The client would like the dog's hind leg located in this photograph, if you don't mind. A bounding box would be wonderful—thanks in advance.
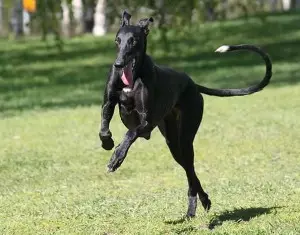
[178,89,211,215]
[159,88,211,217]
[159,112,197,217]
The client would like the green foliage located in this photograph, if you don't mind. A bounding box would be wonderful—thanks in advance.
[1,11,300,234]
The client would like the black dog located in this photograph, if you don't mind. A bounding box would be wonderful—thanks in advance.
[99,11,272,217]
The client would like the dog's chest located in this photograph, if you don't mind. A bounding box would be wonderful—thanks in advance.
[119,89,135,111]
[118,89,140,129]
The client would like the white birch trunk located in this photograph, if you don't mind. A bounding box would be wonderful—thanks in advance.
[72,0,84,35]
[61,0,70,37]
[282,0,291,10]
[23,10,30,35]
[93,0,106,36]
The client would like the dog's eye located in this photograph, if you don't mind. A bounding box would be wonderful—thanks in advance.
[128,37,137,46]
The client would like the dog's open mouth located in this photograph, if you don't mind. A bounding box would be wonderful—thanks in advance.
[121,62,133,88]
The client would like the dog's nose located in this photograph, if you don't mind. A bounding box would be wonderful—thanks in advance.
[114,60,124,68]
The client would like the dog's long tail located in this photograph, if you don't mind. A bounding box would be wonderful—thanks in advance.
[196,44,272,97]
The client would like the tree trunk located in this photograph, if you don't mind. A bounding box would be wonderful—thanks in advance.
[23,10,30,35]
[270,0,278,11]
[82,0,95,33]
[93,0,106,36]
[204,0,215,21]
[282,0,291,10]
[14,0,23,38]
[72,0,84,35]
[39,0,48,41]
[221,0,228,19]
[61,0,71,37]
[290,0,300,8]
[0,0,3,35]
[155,0,169,53]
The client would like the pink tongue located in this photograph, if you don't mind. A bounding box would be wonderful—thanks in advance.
[121,63,133,87]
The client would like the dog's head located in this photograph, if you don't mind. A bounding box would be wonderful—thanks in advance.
[114,11,153,88]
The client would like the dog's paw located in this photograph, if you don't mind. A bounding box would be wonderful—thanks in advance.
[99,131,114,150]
[107,147,125,172]
[107,156,124,172]
[101,137,114,150]
[186,213,196,219]
[186,196,197,218]
[201,198,211,212]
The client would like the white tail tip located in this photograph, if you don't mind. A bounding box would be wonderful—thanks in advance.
[215,45,230,53]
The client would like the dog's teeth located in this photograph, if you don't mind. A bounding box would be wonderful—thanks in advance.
[123,87,132,93]
[215,45,230,53]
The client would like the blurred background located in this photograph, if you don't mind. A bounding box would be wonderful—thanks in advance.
[1,0,300,113]
[1,0,300,43]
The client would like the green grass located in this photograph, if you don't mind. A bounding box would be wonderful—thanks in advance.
[1,12,300,234]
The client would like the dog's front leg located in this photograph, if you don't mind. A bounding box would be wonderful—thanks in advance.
[99,100,117,150]
[107,118,152,172]
[107,79,152,172]
[99,74,119,151]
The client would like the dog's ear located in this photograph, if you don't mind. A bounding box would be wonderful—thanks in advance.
[120,10,131,27]
[138,17,154,35]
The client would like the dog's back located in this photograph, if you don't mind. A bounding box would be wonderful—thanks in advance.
[144,56,193,123]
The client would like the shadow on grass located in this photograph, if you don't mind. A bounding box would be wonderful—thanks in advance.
[208,206,281,230]
[0,38,115,66]
[164,206,281,231]
[171,225,198,234]
[164,216,187,225]
[0,39,114,115]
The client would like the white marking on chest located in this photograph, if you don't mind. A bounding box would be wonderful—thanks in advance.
[123,87,132,93]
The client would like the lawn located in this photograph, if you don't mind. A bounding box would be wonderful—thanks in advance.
[0,12,300,234]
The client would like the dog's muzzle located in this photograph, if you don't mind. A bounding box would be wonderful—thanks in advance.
[114,59,125,68]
